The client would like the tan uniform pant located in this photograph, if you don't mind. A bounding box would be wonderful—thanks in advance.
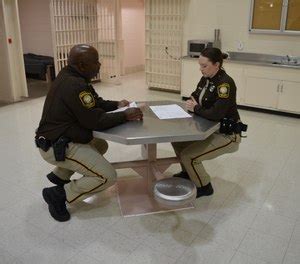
[39,138,116,203]
[171,133,240,187]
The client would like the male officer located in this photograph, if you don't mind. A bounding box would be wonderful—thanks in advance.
[35,44,143,222]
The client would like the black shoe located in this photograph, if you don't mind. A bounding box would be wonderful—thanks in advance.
[47,172,70,187]
[42,186,70,222]
[173,171,190,180]
[196,183,214,198]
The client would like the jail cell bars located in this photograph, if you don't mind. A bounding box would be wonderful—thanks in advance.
[50,0,120,83]
[96,0,120,82]
[145,0,183,92]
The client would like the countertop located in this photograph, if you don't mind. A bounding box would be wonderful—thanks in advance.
[182,55,300,70]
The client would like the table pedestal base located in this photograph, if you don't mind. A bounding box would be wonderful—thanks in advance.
[117,176,194,217]
[113,144,194,217]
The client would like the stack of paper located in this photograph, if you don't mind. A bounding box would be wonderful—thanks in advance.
[107,102,138,113]
[150,104,191,119]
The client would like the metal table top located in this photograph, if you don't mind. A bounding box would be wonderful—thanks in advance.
[93,101,219,145]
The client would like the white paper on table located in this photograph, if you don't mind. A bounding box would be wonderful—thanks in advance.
[107,102,138,113]
[150,104,192,119]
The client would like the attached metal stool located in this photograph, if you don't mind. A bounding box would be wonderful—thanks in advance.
[153,177,197,207]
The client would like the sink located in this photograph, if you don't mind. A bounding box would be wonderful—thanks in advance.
[272,61,300,66]
[227,52,300,67]
[227,51,282,63]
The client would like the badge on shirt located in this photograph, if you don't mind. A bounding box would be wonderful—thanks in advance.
[217,83,230,98]
[79,91,95,109]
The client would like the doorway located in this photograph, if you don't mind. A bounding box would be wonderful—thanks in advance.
[18,0,53,99]
[120,0,145,76]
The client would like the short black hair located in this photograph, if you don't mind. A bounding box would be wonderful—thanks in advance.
[67,44,98,66]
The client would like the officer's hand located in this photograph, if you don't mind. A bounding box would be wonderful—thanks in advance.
[186,96,198,112]
[124,107,143,121]
[118,99,130,108]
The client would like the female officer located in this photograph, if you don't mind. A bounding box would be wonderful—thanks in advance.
[172,47,241,198]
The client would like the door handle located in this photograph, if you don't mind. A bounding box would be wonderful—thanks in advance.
[281,84,283,93]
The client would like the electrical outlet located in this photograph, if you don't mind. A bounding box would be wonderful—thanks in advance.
[237,41,244,51]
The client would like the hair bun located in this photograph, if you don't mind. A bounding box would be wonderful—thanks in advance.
[222,53,229,59]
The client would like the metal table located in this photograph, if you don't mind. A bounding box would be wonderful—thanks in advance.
[93,101,219,217]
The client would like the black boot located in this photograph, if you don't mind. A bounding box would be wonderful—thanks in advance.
[173,171,190,180]
[42,186,70,222]
[47,172,70,187]
[196,183,214,198]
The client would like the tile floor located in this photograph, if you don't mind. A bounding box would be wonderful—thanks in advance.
[0,72,299,264]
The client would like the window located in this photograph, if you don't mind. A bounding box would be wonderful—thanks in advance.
[249,0,300,34]
[286,0,300,30]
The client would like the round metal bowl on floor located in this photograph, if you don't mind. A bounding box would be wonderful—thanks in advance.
[153,178,197,207]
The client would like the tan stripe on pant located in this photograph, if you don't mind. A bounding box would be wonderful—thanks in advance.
[172,133,240,187]
[39,138,116,203]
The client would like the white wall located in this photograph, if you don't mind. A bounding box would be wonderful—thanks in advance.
[1,0,28,102]
[0,1,12,101]
[183,0,300,56]
[121,0,145,73]
[18,0,53,56]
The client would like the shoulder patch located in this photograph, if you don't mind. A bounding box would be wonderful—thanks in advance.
[79,91,95,109]
[217,83,230,98]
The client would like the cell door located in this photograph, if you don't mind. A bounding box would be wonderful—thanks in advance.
[96,0,121,83]
[50,0,120,83]
[145,0,184,92]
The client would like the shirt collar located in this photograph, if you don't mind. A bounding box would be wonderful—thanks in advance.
[208,69,224,83]
[66,65,90,83]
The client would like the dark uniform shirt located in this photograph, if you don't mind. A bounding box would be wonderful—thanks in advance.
[36,65,127,144]
[191,69,240,122]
